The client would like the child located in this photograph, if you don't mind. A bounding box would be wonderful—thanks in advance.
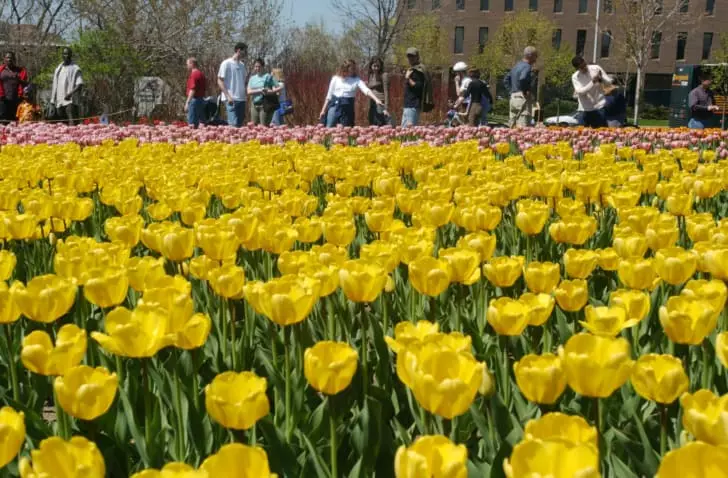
[453,68,493,126]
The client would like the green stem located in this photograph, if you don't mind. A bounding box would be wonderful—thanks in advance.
[173,350,185,460]
[4,324,19,402]
[500,336,511,407]
[660,404,668,456]
[283,327,292,443]
[270,322,279,426]
[220,297,228,363]
[143,359,152,451]
[229,300,238,372]
[449,416,458,442]
[326,295,336,340]
[115,355,125,386]
[594,397,603,456]
[381,295,389,336]
[329,397,338,478]
[54,387,69,439]
[191,349,200,410]
[248,425,257,446]
[702,339,712,390]
[484,399,497,458]
[360,304,369,398]
[542,325,552,353]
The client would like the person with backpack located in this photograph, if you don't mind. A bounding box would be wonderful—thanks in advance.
[248,58,281,126]
[453,68,493,127]
[401,47,433,127]
[504,46,538,128]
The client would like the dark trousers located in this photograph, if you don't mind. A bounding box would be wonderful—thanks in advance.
[368,100,388,126]
[57,104,79,125]
[582,109,607,128]
[0,98,20,124]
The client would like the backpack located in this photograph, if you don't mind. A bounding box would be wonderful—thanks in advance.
[415,65,435,113]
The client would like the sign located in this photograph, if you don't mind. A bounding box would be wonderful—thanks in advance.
[134,77,168,116]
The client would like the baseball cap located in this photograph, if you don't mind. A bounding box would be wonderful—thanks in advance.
[453,61,468,72]
[406,47,419,56]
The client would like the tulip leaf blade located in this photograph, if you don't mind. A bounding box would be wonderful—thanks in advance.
[258,417,301,477]
[118,385,151,467]
[297,427,332,478]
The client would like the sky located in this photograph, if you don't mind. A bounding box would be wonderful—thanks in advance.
[284,0,340,31]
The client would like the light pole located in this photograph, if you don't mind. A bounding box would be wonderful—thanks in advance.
[592,0,601,63]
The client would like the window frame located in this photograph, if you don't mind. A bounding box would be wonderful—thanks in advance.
[553,0,563,12]
[479,27,489,53]
[676,32,688,61]
[578,0,588,14]
[576,29,587,56]
[552,28,562,50]
[454,26,465,54]
[505,0,514,11]
[650,31,662,59]
[600,30,612,58]
[702,32,714,60]
[456,0,466,10]
[480,0,490,10]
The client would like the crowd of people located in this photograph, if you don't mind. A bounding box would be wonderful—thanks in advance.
[0,41,720,129]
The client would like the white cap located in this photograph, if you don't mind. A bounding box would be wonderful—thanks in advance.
[453,61,468,72]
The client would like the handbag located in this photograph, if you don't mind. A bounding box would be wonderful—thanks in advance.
[262,75,280,114]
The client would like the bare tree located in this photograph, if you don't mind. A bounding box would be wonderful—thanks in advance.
[330,0,404,60]
[613,0,698,125]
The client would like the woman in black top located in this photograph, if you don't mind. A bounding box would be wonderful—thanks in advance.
[366,57,390,126]
[453,68,493,126]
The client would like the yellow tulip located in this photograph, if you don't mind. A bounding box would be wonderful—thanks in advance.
[147,202,172,221]
[548,215,597,245]
[680,279,727,316]
[205,371,269,430]
[54,365,118,420]
[20,436,105,478]
[21,324,86,376]
[408,256,451,297]
[680,389,728,445]
[515,199,550,235]
[554,279,589,312]
[83,266,129,309]
[618,258,659,290]
[359,241,400,273]
[0,250,16,281]
[339,259,387,303]
[130,462,207,478]
[309,243,348,267]
[404,343,483,419]
[195,225,239,262]
[645,221,679,251]
[12,274,77,323]
[456,231,497,261]
[415,201,454,228]
[394,435,468,478]
[0,282,20,324]
[609,289,650,323]
[0,407,24,468]
[322,219,356,247]
[520,292,555,326]
[104,214,144,248]
[438,247,481,285]
[596,247,620,271]
[630,354,688,404]
[613,233,648,259]
[304,341,358,395]
[665,192,693,216]
[503,439,599,478]
[91,306,175,357]
[207,264,245,299]
[523,413,597,448]
[514,353,567,405]
[256,275,321,326]
[654,247,697,285]
[384,321,440,355]
[686,213,716,243]
[6,213,37,240]
[580,305,638,337]
[563,249,599,279]
[524,261,560,294]
[277,250,313,276]
[659,295,717,345]
[655,442,728,478]
[453,204,502,231]
[487,297,531,336]
[483,256,524,288]
[126,256,167,291]
[703,246,728,280]
[199,443,277,477]
[559,333,633,398]
[160,225,195,262]
[717,332,728,369]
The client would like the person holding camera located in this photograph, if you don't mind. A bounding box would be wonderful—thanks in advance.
[571,56,612,128]
[688,72,720,129]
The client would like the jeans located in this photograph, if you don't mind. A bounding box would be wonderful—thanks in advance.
[187,97,205,128]
[327,97,355,127]
[688,118,707,129]
[583,109,607,128]
[271,110,282,126]
[225,100,246,127]
[401,107,420,127]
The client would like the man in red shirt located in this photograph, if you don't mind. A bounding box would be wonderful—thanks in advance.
[0,52,29,124]
[184,57,206,128]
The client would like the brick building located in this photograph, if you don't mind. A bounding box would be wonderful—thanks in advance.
[403,0,727,104]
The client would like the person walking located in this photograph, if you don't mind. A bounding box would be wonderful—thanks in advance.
[366,57,390,126]
[688,71,719,129]
[270,68,291,126]
[184,57,206,128]
[319,59,384,127]
[603,84,627,127]
[217,42,248,127]
[402,47,428,127]
[247,58,281,126]
[50,48,84,125]
[505,46,538,128]
[0,52,29,124]
[571,56,612,128]
[453,68,492,127]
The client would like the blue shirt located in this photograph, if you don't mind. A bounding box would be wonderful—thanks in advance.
[505,61,533,94]
[248,74,277,105]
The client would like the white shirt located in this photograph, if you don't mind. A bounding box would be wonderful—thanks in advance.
[459,77,472,95]
[572,65,612,111]
[325,76,372,101]
[218,58,248,102]
[52,63,83,107]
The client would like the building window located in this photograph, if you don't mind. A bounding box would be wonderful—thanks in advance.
[676,32,687,60]
[680,0,689,12]
[529,0,538,10]
[578,0,588,13]
[604,0,613,12]
[552,29,562,49]
[576,29,587,56]
[407,0,417,8]
[702,32,714,60]
[454,26,465,54]
[554,0,563,12]
[650,31,662,59]
[481,0,489,10]
[600,31,612,57]
[655,0,663,14]
[706,0,715,14]
[432,0,440,9]
[505,0,514,11]
[456,0,465,9]
[479,27,489,53]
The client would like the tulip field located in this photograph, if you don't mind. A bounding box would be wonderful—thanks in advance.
[1,123,728,477]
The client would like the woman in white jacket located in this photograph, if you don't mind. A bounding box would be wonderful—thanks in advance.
[319,59,384,127]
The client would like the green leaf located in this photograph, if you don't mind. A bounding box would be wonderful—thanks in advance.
[119,386,151,467]
[258,418,301,477]
[297,428,331,478]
